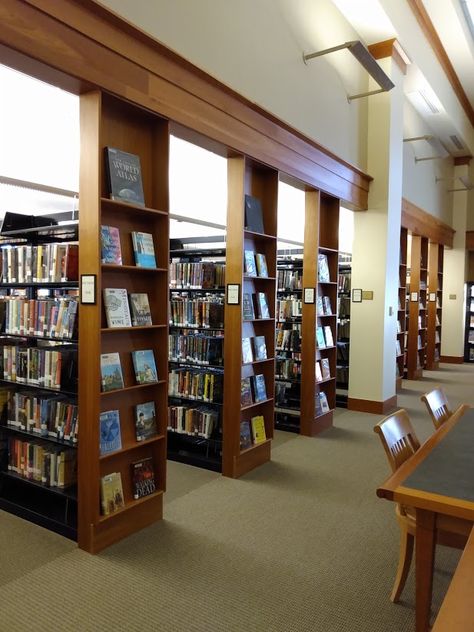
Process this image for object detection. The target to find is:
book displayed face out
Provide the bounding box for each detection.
[105,147,145,207]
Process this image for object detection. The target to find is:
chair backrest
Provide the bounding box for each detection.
[374,408,420,472]
[421,387,452,429]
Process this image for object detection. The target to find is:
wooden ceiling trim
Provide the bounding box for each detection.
[0,0,372,208]
[401,198,455,247]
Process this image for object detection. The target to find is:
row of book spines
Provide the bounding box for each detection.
[169,333,223,366]
[168,405,218,439]
[3,297,77,339]
[7,436,77,488]
[169,369,223,403]
[337,272,350,292]
[275,358,301,379]
[277,299,302,319]
[169,262,225,289]
[276,329,301,351]
[1,346,74,390]
[0,243,78,284]
[277,269,302,290]
[7,392,78,443]
[338,321,350,339]
[170,298,224,329]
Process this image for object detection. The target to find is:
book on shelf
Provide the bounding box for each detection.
[99,409,122,455]
[321,358,331,380]
[251,414,266,444]
[131,231,157,268]
[396,340,402,356]
[255,253,268,277]
[319,391,330,414]
[255,292,270,319]
[240,420,253,450]
[131,457,156,500]
[132,349,158,384]
[134,401,158,441]
[104,146,145,207]
[323,326,334,347]
[7,437,77,488]
[100,352,124,392]
[315,361,322,382]
[252,335,267,361]
[100,225,122,265]
[242,337,254,364]
[318,254,331,283]
[242,292,255,320]
[129,292,153,327]
[252,374,267,402]
[244,250,258,277]
[322,296,332,315]
[103,288,132,328]
[100,471,125,516]
[316,326,326,348]
[316,296,325,316]
[241,377,253,407]
[244,194,264,234]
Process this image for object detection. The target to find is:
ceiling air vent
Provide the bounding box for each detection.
[418,90,440,114]
[449,134,464,150]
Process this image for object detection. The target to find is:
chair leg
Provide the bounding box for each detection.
[391,528,414,603]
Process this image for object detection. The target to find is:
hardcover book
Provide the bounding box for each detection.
[321,358,331,380]
[135,401,158,441]
[315,361,322,382]
[251,414,266,444]
[252,374,267,402]
[322,296,332,315]
[316,296,325,316]
[100,471,125,516]
[103,288,132,328]
[100,225,122,265]
[242,337,254,364]
[319,391,330,413]
[244,250,258,277]
[129,292,153,327]
[99,409,122,455]
[256,292,270,319]
[104,147,145,207]
[252,335,267,361]
[316,326,326,348]
[240,421,252,450]
[131,457,156,500]
[241,377,253,407]
[242,292,255,320]
[324,326,334,347]
[244,194,265,234]
[131,231,157,268]
[132,349,158,384]
[318,254,331,283]
[255,253,268,277]
[100,352,124,392]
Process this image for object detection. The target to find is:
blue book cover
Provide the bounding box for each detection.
[132,349,158,384]
[135,401,158,441]
[101,225,122,264]
[131,231,156,268]
[99,409,122,455]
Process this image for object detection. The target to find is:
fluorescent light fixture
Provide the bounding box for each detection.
[303,40,394,101]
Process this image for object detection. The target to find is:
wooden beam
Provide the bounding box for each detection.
[401,198,454,248]
[368,38,410,75]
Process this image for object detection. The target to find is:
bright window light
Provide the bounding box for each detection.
[460,0,474,40]
[278,182,305,246]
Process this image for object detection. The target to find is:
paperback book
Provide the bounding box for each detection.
[241,377,253,407]
[100,352,124,392]
[240,420,252,450]
[316,326,326,348]
[103,288,132,328]
[131,231,156,268]
[255,292,270,319]
[129,292,153,327]
[319,391,330,413]
[242,337,254,364]
[252,335,267,361]
[318,254,331,283]
[322,296,332,315]
[252,374,267,402]
[321,358,331,380]
[132,349,158,384]
[100,471,125,516]
[104,147,145,206]
[244,250,258,277]
[324,326,334,347]
[99,409,122,455]
[255,253,268,277]
[131,457,156,500]
[251,415,266,444]
[135,401,158,441]
[100,225,122,264]
[315,361,323,382]
[242,293,255,320]
[244,194,265,234]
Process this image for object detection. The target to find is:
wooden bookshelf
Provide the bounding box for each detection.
[336,253,351,406]
[223,156,277,477]
[426,242,444,370]
[406,234,428,380]
[78,91,169,553]
[397,227,408,389]
[464,282,474,362]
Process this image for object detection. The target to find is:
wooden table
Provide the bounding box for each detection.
[377,407,474,632]
[432,526,474,631]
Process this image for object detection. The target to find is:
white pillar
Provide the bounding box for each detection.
[348,49,404,413]
[441,162,470,361]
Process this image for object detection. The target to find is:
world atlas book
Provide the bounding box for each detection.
[104,147,145,207]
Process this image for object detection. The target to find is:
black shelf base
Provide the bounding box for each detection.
[167,450,222,473]
[0,497,77,540]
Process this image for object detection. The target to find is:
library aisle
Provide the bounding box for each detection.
[1,363,472,631]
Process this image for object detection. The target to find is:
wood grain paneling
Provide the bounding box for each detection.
[347,395,397,414]
[402,198,454,248]
[466,231,474,251]
[440,356,464,364]
[0,0,372,209]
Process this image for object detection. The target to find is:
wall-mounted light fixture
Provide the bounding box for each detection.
[404,135,449,162]
[435,175,474,191]
[303,40,394,101]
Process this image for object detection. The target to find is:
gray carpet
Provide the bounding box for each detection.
[0,363,472,631]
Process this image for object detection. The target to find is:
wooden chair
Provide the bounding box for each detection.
[374,409,468,603]
[420,387,469,429]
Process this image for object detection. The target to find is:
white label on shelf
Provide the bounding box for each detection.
[81,274,96,304]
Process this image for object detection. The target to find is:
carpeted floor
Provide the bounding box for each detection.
[0,363,472,631]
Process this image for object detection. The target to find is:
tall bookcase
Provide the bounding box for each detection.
[79,91,169,553]
[336,253,351,406]
[397,227,408,388]
[224,156,277,477]
[426,242,444,370]
[464,282,474,362]
[405,234,428,380]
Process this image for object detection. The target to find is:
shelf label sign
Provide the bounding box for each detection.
[81,274,97,304]
[226,283,240,305]
[411,292,418,302]
[303,287,315,304]
[429,292,436,302]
